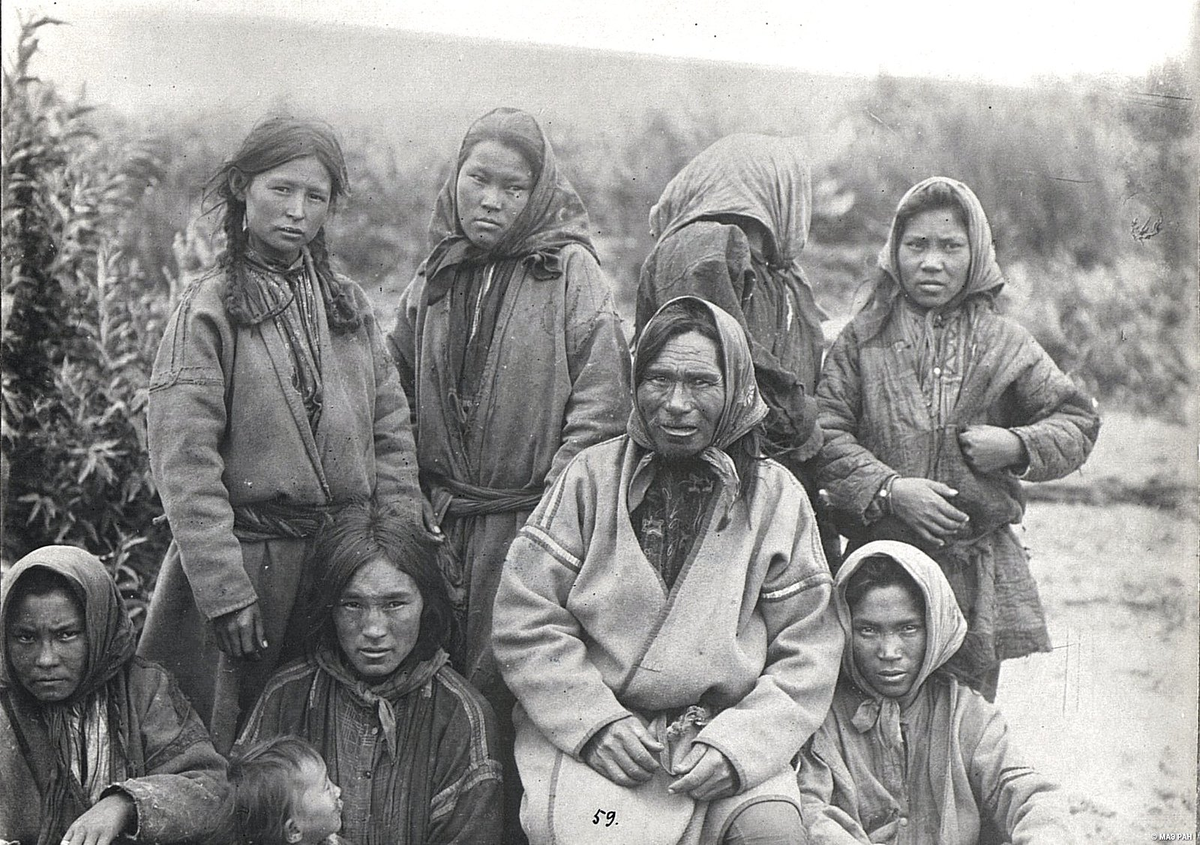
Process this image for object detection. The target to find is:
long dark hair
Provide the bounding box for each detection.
[634,298,763,495]
[204,115,361,332]
[305,500,456,663]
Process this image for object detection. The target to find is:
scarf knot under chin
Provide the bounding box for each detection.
[850,693,905,752]
[313,647,448,759]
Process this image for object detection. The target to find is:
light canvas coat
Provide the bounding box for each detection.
[494,432,842,842]
[139,264,421,750]
[798,541,1075,845]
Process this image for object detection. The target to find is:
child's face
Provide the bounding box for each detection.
[897,208,970,310]
[239,155,332,265]
[289,757,342,844]
[850,584,927,699]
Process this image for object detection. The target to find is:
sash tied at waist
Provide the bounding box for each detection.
[426,475,544,519]
[232,499,339,541]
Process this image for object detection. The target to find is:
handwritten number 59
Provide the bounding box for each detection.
[592,809,617,826]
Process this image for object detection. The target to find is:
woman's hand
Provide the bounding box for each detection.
[668,744,737,801]
[959,425,1027,474]
[889,478,969,547]
[582,716,664,787]
[213,602,266,659]
[62,792,135,845]
[420,497,444,544]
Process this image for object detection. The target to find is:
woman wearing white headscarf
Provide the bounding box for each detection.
[798,540,1074,844]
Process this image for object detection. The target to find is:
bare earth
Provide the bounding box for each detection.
[998,411,1198,841]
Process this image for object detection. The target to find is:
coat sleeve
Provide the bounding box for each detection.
[797,733,875,845]
[492,456,636,756]
[427,676,504,845]
[105,661,228,843]
[1003,335,1100,483]
[359,287,422,513]
[692,478,843,789]
[385,269,423,417]
[147,282,257,620]
[815,326,898,521]
[549,248,632,484]
[964,697,1077,845]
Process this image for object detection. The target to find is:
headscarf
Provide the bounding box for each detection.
[629,297,769,497]
[1,546,138,845]
[851,176,1006,341]
[648,133,823,329]
[834,541,967,751]
[421,107,597,304]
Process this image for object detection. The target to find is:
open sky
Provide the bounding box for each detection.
[4,0,1196,85]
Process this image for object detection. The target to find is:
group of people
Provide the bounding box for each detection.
[0,106,1100,845]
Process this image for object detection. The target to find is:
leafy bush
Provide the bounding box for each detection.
[1,17,176,625]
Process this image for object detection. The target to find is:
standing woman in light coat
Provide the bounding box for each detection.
[139,116,425,751]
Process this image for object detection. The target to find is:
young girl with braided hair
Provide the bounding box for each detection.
[139,116,428,751]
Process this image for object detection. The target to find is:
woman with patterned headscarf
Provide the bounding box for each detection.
[815,178,1100,701]
[494,297,841,845]
[1,546,226,845]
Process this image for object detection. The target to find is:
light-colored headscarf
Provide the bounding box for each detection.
[649,134,822,329]
[629,297,769,499]
[853,177,1006,340]
[834,540,967,749]
[1,546,138,845]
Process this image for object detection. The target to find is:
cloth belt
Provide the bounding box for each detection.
[429,475,544,518]
[232,500,337,541]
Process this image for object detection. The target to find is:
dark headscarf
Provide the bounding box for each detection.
[1,546,139,845]
[629,297,769,498]
[851,177,1006,341]
[421,107,597,304]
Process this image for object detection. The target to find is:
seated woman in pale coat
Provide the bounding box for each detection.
[493,297,843,845]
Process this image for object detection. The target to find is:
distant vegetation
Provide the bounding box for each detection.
[2,16,1195,596]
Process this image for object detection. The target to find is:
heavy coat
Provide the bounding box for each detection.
[636,134,825,469]
[816,178,1099,678]
[390,106,631,845]
[139,262,421,750]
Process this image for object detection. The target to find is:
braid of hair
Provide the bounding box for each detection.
[220,200,259,327]
[309,228,364,334]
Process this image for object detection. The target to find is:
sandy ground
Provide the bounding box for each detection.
[997,412,1198,841]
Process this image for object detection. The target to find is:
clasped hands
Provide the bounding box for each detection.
[889,425,1026,548]
[582,715,737,802]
